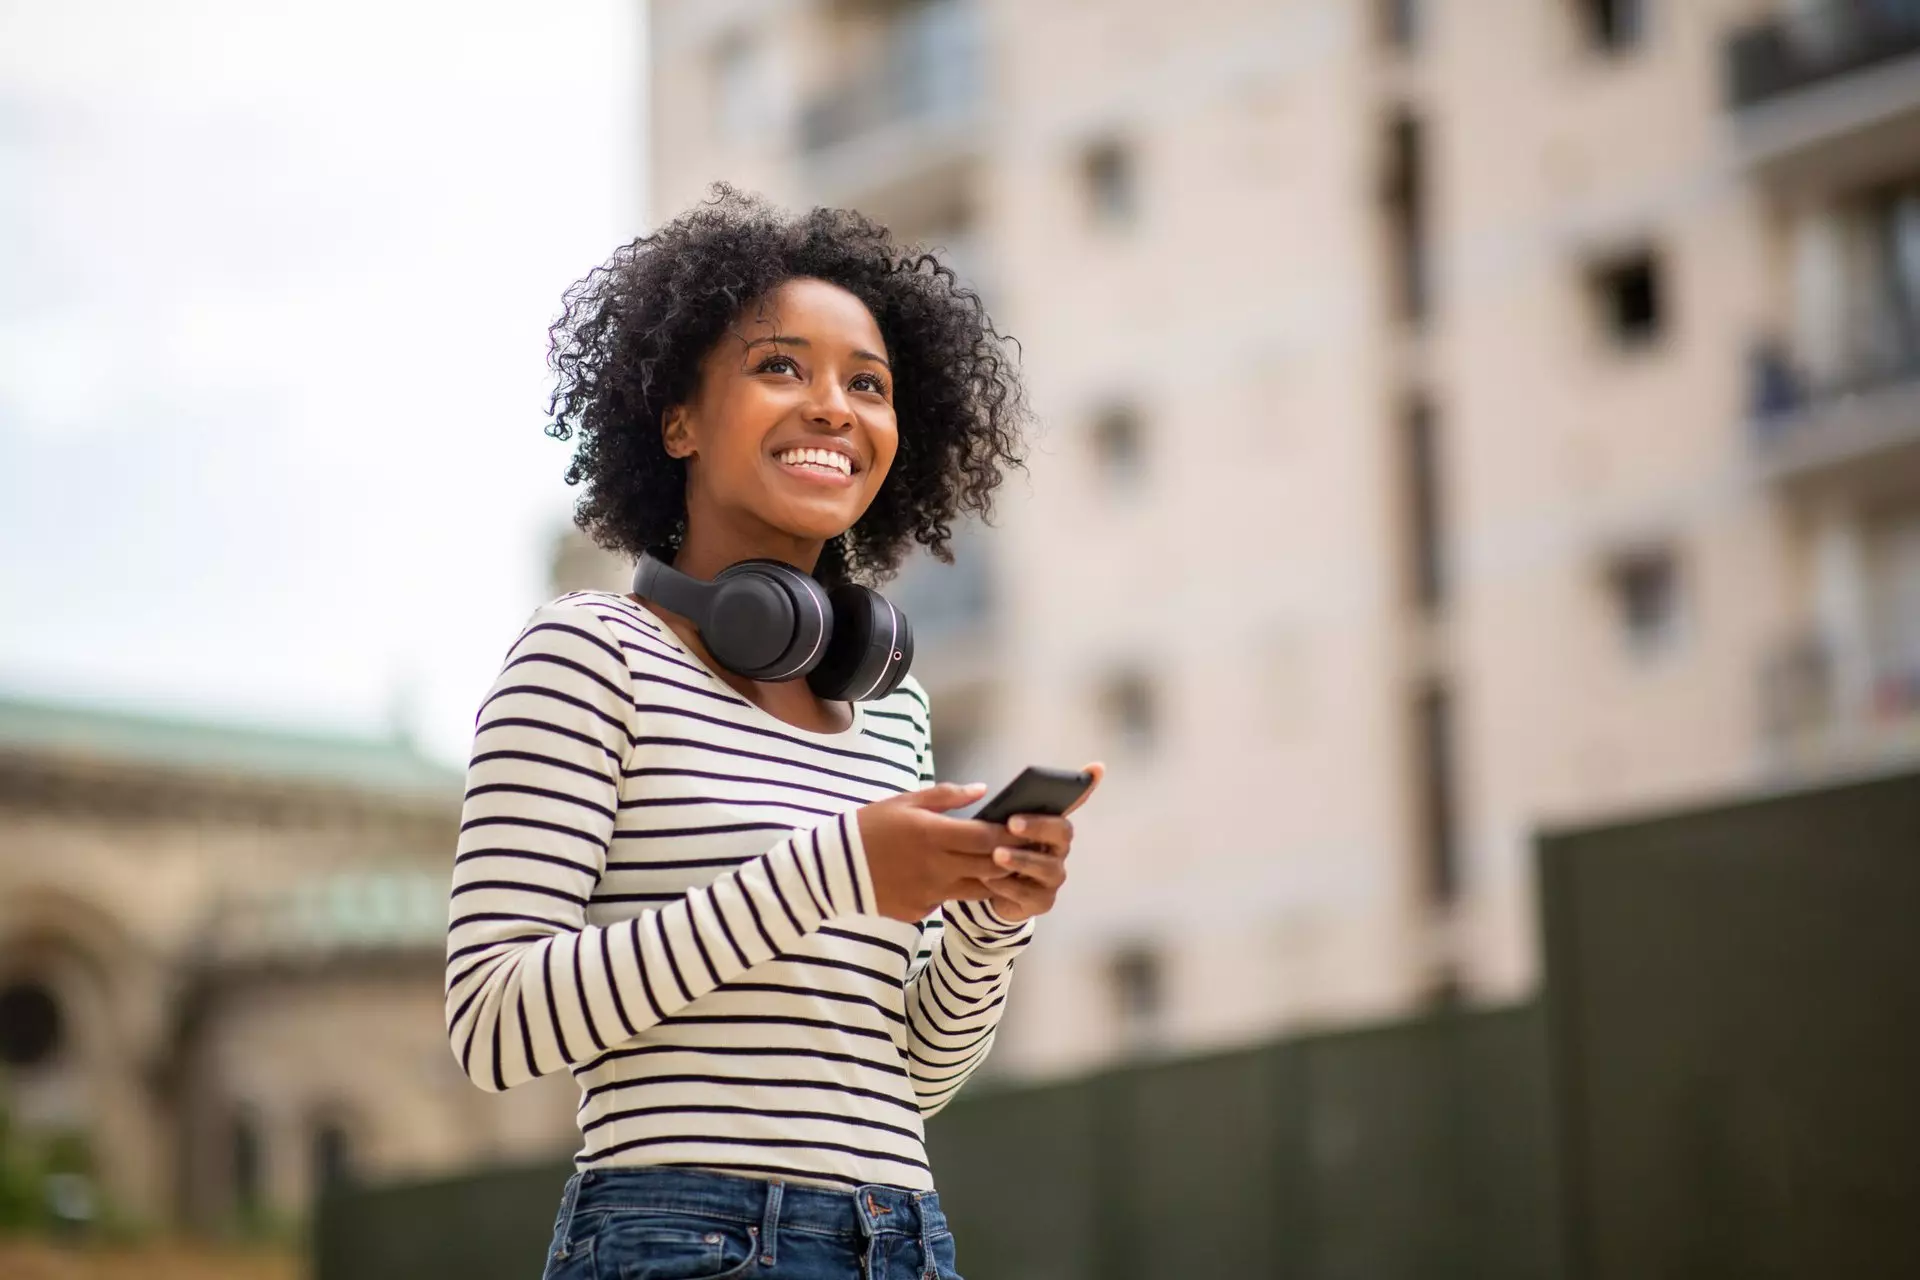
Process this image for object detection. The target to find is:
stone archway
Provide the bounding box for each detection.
[0,887,177,1224]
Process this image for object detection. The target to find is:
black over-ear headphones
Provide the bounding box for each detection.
[631,549,914,702]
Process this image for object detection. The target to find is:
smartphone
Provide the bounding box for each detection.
[969,766,1096,825]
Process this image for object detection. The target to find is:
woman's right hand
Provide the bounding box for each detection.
[856,782,1015,921]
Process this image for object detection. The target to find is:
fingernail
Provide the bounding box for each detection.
[994,848,1013,866]
[1009,817,1027,834]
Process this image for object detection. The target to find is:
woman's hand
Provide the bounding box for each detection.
[980,762,1104,924]
[856,783,1019,922]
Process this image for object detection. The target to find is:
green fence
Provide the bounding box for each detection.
[926,1005,1558,1280]
[315,1005,1558,1280]
[317,767,1920,1279]
[1540,766,1920,1279]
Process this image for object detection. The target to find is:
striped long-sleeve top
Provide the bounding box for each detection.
[444,590,1031,1190]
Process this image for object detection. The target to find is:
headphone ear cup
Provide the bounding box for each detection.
[707,561,832,681]
[810,584,914,701]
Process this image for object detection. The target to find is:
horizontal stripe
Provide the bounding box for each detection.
[579,1102,920,1143]
[446,592,1024,1191]
[623,765,894,806]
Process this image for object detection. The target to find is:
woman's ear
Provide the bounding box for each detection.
[662,406,697,460]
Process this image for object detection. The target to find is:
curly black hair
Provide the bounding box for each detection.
[545,184,1029,586]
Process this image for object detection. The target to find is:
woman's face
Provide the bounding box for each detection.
[664,277,898,555]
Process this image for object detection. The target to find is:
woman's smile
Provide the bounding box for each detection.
[771,441,860,486]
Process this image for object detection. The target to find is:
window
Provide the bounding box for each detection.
[0,981,61,1068]
[1412,681,1460,907]
[231,1109,264,1219]
[1108,943,1164,1044]
[312,1118,353,1196]
[1589,249,1665,349]
[1382,110,1429,327]
[1862,181,1920,378]
[1089,403,1145,487]
[1872,512,1920,713]
[1379,0,1420,51]
[1576,0,1646,53]
[1082,138,1138,227]
[1401,395,1445,610]
[1608,546,1681,655]
[1098,670,1157,754]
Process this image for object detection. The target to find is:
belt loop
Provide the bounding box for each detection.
[550,1171,585,1262]
[758,1177,784,1267]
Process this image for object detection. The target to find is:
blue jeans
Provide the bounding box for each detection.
[540,1167,964,1280]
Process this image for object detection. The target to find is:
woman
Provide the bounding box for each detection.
[445,186,1101,1280]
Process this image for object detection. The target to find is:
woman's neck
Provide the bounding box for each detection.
[672,520,823,582]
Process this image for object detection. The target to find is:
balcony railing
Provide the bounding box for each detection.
[1761,630,1920,763]
[1746,328,1920,468]
[798,0,983,159]
[1726,0,1920,109]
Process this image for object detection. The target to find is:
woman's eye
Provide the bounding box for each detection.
[760,355,799,376]
[852,373,888,395]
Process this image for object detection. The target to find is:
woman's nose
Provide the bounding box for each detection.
[804,379,855,429]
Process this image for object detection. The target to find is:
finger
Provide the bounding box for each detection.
[942,850,1017,882]
[946,878,1002,903]
[920,813,1016,854]
[982,892,1028,923]
[1062,762,1105,816]
[986,874,1055,917]
[897,781,989,812]
[990,846,1066,888]
[1005,814,1071,854]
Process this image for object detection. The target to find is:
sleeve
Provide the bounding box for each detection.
[900,689,1033,1117]
[444,601,876,1092]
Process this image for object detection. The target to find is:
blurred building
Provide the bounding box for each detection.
[621,0,1920,1079]
[0,696,574,1229]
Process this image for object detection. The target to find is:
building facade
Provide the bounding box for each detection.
[629,0,1920,1079]
[0,697,576,1228]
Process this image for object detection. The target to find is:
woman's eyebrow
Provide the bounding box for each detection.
[747,334,891,369]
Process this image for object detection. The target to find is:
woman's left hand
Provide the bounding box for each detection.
[980,762,1104,924]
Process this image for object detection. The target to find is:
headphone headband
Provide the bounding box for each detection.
[632,547,710,624]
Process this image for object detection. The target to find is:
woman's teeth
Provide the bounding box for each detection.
[776,448,852,476]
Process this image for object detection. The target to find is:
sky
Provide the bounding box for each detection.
[0,0,646,765]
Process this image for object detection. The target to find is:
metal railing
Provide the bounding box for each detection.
[1725,0,1920,109]
[1745,325,1920,450]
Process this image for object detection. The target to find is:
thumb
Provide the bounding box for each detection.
[1063,762,1106,816]
[897,781,989,812]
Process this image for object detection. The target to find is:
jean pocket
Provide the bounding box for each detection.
[926,1227,966,1280]
[590,1211,762,1280]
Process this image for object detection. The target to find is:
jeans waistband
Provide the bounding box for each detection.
[559,1166,948,1245]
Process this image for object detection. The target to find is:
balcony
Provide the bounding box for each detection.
[1760,631,1920,772]
[1748,335,1920,482]
[1728,2,1920,109]
[797,0,985,212]
[1725,3,1920,189]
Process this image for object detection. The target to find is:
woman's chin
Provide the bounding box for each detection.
[758,498,866,547]
[747,518,852,556]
